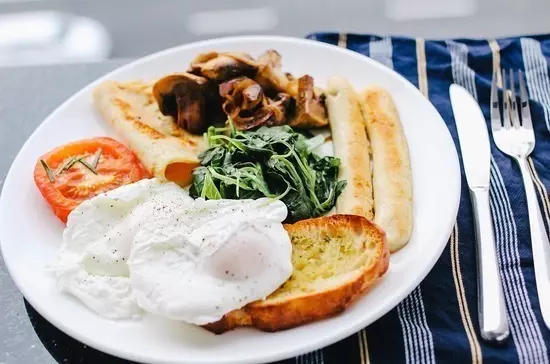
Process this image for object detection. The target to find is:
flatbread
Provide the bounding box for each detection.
[93,81,204,186]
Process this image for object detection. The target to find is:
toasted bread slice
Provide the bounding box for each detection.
[204,214,389,334]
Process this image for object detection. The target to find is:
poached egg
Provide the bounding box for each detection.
[55,178,292,324]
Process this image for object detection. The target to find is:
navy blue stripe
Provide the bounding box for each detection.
[391,37,419,88]
[307,32,339,46]
[323,333,362,363]
[365,312,406,363]
[539,38,550,60]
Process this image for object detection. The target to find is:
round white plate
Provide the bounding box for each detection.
[0,36,460,364]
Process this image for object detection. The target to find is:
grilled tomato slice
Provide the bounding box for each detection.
[34,137,149,223]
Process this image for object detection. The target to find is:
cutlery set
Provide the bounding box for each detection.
[450,70,550,343]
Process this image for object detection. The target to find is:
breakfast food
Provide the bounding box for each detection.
[56,178,292,323]
[32,48,414,335]
[56,179,192,318]
[152,73,226,134]
[190,123,346,222]
[204,214,389,333]
[129,197,292,325]
[93,81,204,186]
[34,137,148,223]
[325,77,374,220]
[154,50,328,134]
[360,87,413,252]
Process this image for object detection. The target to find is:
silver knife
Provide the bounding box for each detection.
[450,84,510,342]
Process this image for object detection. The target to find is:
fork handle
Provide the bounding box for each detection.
[517,157,550,329]
[470,187,510,342]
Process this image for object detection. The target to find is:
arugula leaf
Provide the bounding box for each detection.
[201,168,222,200]
[198,146,225,166]
[189,167,207,197]
[190,121,346,222]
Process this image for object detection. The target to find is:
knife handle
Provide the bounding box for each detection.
[470,187,510,342]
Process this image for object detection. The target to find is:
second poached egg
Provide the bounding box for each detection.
[56,178,292,325]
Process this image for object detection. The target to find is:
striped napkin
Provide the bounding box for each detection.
[276,33,550,364]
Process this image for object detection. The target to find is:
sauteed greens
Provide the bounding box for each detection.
[190,122,346,222]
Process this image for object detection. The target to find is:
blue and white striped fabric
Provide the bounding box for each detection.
[275,33,550,364]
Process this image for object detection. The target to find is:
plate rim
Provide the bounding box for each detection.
[0,35,461,364]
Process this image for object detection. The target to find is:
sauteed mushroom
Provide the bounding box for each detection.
[289,75,328,128]
[219,77,291,130]
[176,49,329,131]
[267,92,292,125]
[190,50,292,94]
[258,49,282,69]
[189,52,258,82]
[254,50,292,93]
[153,73,223,134]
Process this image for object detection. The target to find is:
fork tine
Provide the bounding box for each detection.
[502,69,512,129]
[519,69,533,130]
[509,69,521,128]
[491,70,502,131]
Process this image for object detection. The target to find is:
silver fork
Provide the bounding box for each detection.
[491,69,550,329]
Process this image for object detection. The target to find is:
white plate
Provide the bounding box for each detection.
[0,36,460,364]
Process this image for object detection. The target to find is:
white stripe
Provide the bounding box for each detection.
[447,39,548,364]
[521,38,550,132]
[408,288,433,364]
[397,297,415,364]
[308,34,318,42]
[489,167,534,338]
[369,37,393,68]
[406,291,427,364]
[520,37,550,360]
[496,160,549,363]
[369,36,435,364]
[489,162,536,363]
[404,293,424,363]
[492,160,543,353]
[413,288,436,363]
[316,349,324,364]
[503,41,550,363]
[296,350,324,364]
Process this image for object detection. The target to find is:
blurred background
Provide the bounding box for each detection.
[0,0,549,66]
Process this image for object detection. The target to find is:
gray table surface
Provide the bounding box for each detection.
[0,60,133,364]
[3,0,550,60]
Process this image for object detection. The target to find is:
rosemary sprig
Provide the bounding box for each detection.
[40,159,56,182]
[56,156,79,174]
[45,149,101,181]
[79,158,98,175]
[91,148,102,169]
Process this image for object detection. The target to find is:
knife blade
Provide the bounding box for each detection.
[450,84,509,342]
[450,85,491,188]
